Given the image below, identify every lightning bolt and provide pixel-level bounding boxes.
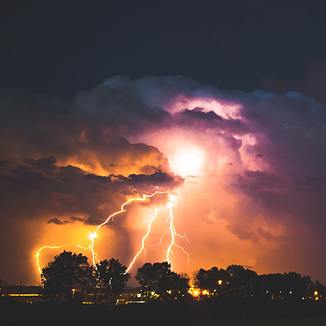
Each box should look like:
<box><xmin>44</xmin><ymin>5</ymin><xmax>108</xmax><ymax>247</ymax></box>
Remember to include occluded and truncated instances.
<box><xmin>126</xmin><ymin>207</ymin><xmax>160</xmax><ymax>273</ymax></box>
<box><xmin>165</xmin><ymin>194</ymin><xmax>190</xmax><ymax>266</ymax></box>
<box><xmin>35</xmin><ymin>243</ymin><xmax>95</xmax><ymax>275</ymax></box>
<box><xmin>35</xmin><ymin>245</ymin><xmax>69</xmax><ymax>275</ymax></box>
<box><xmin>127</xmin><ymin>193</ymin><xmax>190</xmax><ymax>272</ymax></box>
<box><xmin>88</xmin><ymin>190</ymin><xmax>168</xmax><ymax>267</ymax></box>
<box><xmin>34</xmin><ymin>190</ymin><xmax>191</xmax><ymax>277</ymax></box>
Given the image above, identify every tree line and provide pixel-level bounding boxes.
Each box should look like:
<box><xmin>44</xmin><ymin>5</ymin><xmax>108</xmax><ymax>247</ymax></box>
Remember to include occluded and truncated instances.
<box><xmin>39</xmin><ymin>251</ymin><xmax>325</xmax><ymax>303</ymax></box>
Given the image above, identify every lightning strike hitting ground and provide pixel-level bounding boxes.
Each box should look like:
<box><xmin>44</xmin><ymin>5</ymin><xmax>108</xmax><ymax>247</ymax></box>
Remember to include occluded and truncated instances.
<box><xmin>165</xmin><ymin>194</ymin><xmax>191</xmax><ymax>266</ymax></box>
<box><xmin>88</xmin><ymin>190</ymin><xmax>168</xmax><ymax>267</ymax></box>
<box><xmin>34</xmin><ymin>190</ymin><xmax>190</xmax><ymax>278</ymax></box>
<box><xmin>126</xmin><ymin>207</ymin><xmax>160</xmax><ymax>273</ymax></box>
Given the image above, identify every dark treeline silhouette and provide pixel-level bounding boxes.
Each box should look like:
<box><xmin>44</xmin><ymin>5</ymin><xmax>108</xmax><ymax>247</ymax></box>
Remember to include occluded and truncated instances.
<box><xmin>136</xmin><ymin>262</ymin><xmax>189</xmax><ymax>300</ymax></box>
<box><xmin>195</xmin><ymin>265</ymin><xmax>324</xmax><ymax>301</ymax></box>
<box><xmin>42</xmin><ymin>251</ymin><xmax>94</xmax><ymax>302</ymax></box>
<box><xmin>34</xmin><ymin>251</ymin><xmax>325</xmax><ymax>303</ymax></box>
<box><xmin>41</xmin><ymin>251</ymin><xmax>129</xmax><ymax>303</ymax></box>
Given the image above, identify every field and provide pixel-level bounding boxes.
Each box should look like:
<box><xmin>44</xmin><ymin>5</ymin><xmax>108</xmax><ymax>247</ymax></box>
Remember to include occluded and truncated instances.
<box><xmin>1</xmin><ymin>301</ymin><xmax>326</xmax><ymax>326</ymax></box>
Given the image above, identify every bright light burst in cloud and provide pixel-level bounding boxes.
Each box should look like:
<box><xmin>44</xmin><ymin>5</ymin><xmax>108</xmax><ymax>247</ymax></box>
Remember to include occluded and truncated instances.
<box><xmin>169</xmin><ymin>146</ymin><xmax>205</xmax><ymax>177</ymax></box>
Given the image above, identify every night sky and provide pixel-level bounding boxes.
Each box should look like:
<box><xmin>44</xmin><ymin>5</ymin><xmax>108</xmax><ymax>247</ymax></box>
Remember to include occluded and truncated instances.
<box><xmin>0</xmin><ymin>1</ymin><xmax>326</xmax><ymax>284</ymax></box>
<box><xmin>2</xmin><ymin>1</ymin><xmax>326</xmax><ymax>97</ymax></box>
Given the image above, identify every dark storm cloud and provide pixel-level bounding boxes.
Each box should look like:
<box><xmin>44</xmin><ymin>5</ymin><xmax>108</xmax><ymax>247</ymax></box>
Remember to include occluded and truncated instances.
<box><xmin>231</xmin><ymin>171</ymin><xmax>326</xmax><ymax>229</ymax></box>
<box><xmin>0</xmin><ymin>76</ymin><xmax>326</xmax><ymax>233</ymax></box>
<box><xmin>240</xmin><ymin>90</ymin><xmax>326</xmax><ymax>177</ymax></box>
<box><xmin>101</xmin><ymin>77</ymin><xmax>326</xmax><ymax>240</ymax></box>
<box><xmin>47</xmin><ymin>218</ymin><xmax>71</xmax><ymax>225</ymax></box>
<box><xmin>75</xmin><ymin>79</ymin><xmax>170</xmax><ymax>130</ymax></box>
<box><xmin>0</xmin><ymin>78</ymin><xmax>190</xmax><ymax>239</ymax></box>
<box><xmin>4</xmin><ymin>76</ymin><xmax>322</xmax><ymax>239</ymax></box>
<box><xmin>95</xmin><ymin>76</ymin><xmax>326</xmax><ymax>248</ymax></box>
<box><xmin>48</xmin><ymin>215</ymin><xmax>87</xmax><ymax>224</ymax></box>
<box><xmin>1</xmin><ymin>1</ymin><xmax>326</xmax><ymax>95</ymax></box>
<box><xmin>174</xmin><ymin>108</ymin><xmax>248</xmax><ymax>134</ymax></box>
<box><xmin>0</xmin><ymin>157</ymin><xmax>181</xmax><ymax>225</ymax></box>
<box><xmin>1</xmin><ymin>75</ymin><xmax>326</xmax><ymax>282</ymax></box>
<box><xmin>178</xmin><ymin>107</ymin><xmax>223</xmax><ymax>121</ymax></box>
<box><xmin>0</xmin><ymin>91</ymin><xmax>171</xmax><ymax>176</ymax></box>
<box><xmin>264</xmin><ymin>59</ymin><xmax>326</xmax><ymax>104</ymax></box>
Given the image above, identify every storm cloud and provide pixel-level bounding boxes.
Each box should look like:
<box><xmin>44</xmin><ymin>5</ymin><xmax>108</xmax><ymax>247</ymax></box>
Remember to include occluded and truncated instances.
<box><xmin>1</xmin><ymin>76</ymin><xmax>326</xmax><ymax>283</ymax></box>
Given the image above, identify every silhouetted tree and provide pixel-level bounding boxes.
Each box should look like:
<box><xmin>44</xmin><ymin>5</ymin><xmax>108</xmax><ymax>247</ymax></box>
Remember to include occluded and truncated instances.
<box><xmin>314</xmin><ymin>280</ymin><xmax>326</xmax><ymax>298</ymax></box>
<box><xmin>42</xmin><ymin>251</ymin><xmax>95</xmax><ymax>302</ymax></box>
<box><xmin>226</xmin><ymin>265</ymin><xmax>258</xmax><ymax>297</ymax></box>
<box><xmin>195</xmin><ymin>265</ymin><xmax>258</xmax><ymax>298</ymax></box>
<box><xmin>168</xmin><ymin>272</ymin><xmax>190</xmax><ymax>299</ymax></box>
<box><xmin>136</xmin><ymin>262</ymin><xmax>170</xmax><ymax>292</ymax></box>
<box><xmin>136</xmin><ymin>262</ymin><xmax>190</xmax><ymax>300</ymax></box>
<box><xmin>195</xmin><ymin>267</ymin><xmax>229</xmax><ymax>294</ymax></box>
<box><xmin>258</xmin><ymin>272</ymin><xmax>313</xmax><ymax>300</ymax></box>
<box><xmin>258</xmin><ymin>273</ymin><xmax>287</xmax><ymax>299</ymax></box>
<box><xmin>0</xmin><ymin>278</ymin><xmax>5</xmax><ymax>296</ymax></box>
<box><xmin>283</xmin><ymin>272</ymin><xmax>312</xmax><ymax>299</ymax></box>
<box><xmin>95</xmin><ymin>258</ymin><xmax>130</xmax><ymax>301</ymax></box>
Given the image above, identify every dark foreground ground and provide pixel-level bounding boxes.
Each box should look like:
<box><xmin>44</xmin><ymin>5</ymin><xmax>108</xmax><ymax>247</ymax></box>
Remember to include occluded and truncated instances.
<box><xmin>1</xmin><ymin>300</ymin><xmax>326</xmax><ymax>326</ymax></box>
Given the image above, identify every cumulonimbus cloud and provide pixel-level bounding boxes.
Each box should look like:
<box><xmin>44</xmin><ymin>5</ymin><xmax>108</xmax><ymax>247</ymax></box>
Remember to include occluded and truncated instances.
<box><xmin>0</xmin><ymin>76</ymin><xmax>325</xmax><ymax>283</ymax></box>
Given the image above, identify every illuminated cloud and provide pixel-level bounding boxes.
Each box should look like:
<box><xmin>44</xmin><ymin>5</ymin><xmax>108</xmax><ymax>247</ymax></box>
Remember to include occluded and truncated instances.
<box><xmin>0</xmin><ymin>76</ymin><xmax>325</xmax><ymax>283</ymax></box>
<box><xmin>0</xmin><ymin>157</ymin><xmax>180</xmax><ymax>224</ymax></box>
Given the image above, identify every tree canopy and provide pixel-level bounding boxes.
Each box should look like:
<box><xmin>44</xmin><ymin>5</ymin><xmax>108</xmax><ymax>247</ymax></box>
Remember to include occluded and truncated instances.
<box><xmin>42</xmin><ymin>251</ymin><xmax>94</xmax><ymax>302</ymax></box>
<box><xmin>194</xmin><ymin>265</ymin><xmax>322</xmax><ymax>300</ymax></box>
<box><xmin>39</xmin><ymin>251</ymin><xmax>325</xmax><ymax>304</ymax></box>
<box><xmin>95</xmin><ymin>258</ymin><xmax>130</xmax><ymax>294</ymax></box>
<box><xmin>136</xmin><ymin>262</ymin><xmax>189</xmax><ymax>300</ymax></box>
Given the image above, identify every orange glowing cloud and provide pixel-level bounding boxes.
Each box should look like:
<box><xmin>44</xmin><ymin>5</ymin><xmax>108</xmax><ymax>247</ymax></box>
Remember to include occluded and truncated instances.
<box><xmin>1</xmin><ymin>76</ymin><xmax>326</xmax><ymax>285</ymax></box>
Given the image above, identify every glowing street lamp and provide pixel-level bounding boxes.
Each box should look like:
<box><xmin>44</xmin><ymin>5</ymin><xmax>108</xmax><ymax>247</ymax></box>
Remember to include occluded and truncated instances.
<box><xmin>189</xmin><ymin>287</ymin><xmax>201</xmax><ymax>298</ymax></box>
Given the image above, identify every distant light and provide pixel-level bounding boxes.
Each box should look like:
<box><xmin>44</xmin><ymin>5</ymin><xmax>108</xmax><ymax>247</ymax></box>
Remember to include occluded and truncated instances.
<box><xmin>7</xmin><ymin>293</ymin><xmax>40</xmax><ymax>297</ymax></box>
<box><xmin>314</xmin><ymin>290</ymin><xmax>319</xmax><ymax>296</ymax></box>
<box><xmin>218</xmin><ymin>279</ymin><xmax>223</xmax><ymax>285</ymax></box>
<box><xmin>191</xmin><ymin>288</ymin><xmax>201</xmax><ymax>297</ymax></box>
<box><xmin>202</xmin><ymin>289</ymin><xmax>209</xmax><ymax>296</ymax></box>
